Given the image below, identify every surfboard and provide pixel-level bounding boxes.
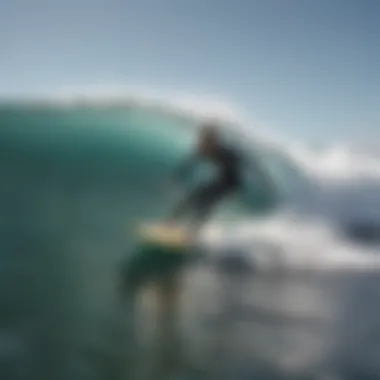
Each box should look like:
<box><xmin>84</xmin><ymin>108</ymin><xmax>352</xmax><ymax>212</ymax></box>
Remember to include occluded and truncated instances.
<box><xmin>137</xmin><ymin>223</ymin><xmax>193</xmax><ymax>249</ymax></box>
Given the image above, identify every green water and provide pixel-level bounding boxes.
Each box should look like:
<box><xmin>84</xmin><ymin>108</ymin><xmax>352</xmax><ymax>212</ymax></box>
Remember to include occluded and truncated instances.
<box><xmin>0</xmin><ymin>104</ymin><xmax>300</xmax><ymax>379</ymax></box>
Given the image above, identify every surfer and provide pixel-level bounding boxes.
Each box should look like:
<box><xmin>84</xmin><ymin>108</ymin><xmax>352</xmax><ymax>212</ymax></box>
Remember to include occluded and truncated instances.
<box><xmin>166</xmin><ymin>121</ymin><xmax>275</xmax><ymax>227</ymax></box>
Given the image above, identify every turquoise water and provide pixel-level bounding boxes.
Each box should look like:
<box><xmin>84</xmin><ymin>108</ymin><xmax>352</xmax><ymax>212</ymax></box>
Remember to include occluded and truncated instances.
<box><xmin>0</xmin><ymin>104</ymin><xmax>305</xmax><ymax>379</ymax></box>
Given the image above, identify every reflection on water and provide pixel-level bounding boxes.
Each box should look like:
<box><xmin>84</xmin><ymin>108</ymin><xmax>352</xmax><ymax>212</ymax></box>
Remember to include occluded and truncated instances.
<box><xmin>2</xmin><ymin>151</ymin><xmax>380</xmax><ymax>379</ymax></box>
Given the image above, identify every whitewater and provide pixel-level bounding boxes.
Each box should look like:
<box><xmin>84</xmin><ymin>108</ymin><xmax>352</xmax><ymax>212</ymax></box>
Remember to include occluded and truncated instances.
<box><xmin>1</xmin><ymin>87</ymin><xmax>380</xmax><ymax>380</ymax></box>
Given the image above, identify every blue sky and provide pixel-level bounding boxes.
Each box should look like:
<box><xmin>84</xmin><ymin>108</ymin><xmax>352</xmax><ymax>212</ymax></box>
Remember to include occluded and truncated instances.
<box><xmin>1</xmin><ymin>0</ymin><xmax>379</xmax><ymax>141</ymax></box>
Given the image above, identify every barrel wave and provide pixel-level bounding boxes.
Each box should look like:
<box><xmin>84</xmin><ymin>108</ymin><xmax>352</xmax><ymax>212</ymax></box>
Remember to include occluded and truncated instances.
<box><xmin>0</xmin><ymin>102</ymin><xmax>352</xmax><ymax>380</ymax></box>
<box><xmin>0</xmin><ymin>103</ymin><xmax>280</xmax><ymax>378</ymax></box>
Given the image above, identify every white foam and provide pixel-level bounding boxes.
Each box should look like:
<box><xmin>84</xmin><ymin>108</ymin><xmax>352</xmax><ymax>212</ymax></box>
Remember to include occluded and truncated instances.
<box><xmin>11</xmin><ymin>84</ymin><xmax>246</xmax><ymax>126</ymax></box>
<box><xmin>201</xmin><ymin>211</ymin><xmax>380</xmax><ymax>273</ymax></box>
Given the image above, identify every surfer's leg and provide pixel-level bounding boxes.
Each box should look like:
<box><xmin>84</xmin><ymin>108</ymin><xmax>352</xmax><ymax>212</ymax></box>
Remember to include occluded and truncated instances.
<box><xmin>167</xmin><ymin>182</ymin><xmax>213</xmax><ymax>222</ymax></box>
<box><xmin>168</xmin><ymin>179</ymin><xmax>235</xmax><ymax>226</ymax></box>
<box><xmin>167</xmin><ymin>194</ymin><xmax>194</xmax><ymax>222</ymax></box>
<box><xmin>190</xmin><ymin>180</ymin><xmax>234</xmax><ymax>226</ymax></box>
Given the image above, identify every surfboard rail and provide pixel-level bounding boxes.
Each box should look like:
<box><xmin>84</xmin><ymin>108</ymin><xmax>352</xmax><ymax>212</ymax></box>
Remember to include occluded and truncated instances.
<box><xmin>137</xmin><ymin>223</ymin><xmax>193</xmax><ymax>249</ymax></box>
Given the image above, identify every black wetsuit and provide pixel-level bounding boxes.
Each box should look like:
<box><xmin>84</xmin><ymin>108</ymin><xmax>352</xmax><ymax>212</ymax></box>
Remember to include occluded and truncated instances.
<box><xmin>171</xmin><ymin>144</ymin><xmax>243</xmax><ymax>222</ymax></box>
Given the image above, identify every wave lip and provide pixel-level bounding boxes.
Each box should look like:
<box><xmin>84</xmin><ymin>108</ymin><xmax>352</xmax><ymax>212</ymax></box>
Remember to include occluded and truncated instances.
<box><xmin>4</xmin><ymin>84</ymin><xmax>245</xmax><ymax>126</ymax></box>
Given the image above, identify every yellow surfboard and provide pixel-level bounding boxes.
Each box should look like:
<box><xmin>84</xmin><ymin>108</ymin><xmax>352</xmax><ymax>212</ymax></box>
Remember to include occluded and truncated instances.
<box><xmin>137</xmin><ymin>223</ymin><xmax>193</xmax><ymax>249</ymax></box>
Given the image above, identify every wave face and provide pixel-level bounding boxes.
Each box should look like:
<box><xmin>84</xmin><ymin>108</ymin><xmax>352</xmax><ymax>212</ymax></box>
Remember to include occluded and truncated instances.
<box><xmin>1</xmin><ymin>99</ymin><xmax>380</xmax><ymax>380</ymax></box>
<box><xmin>0</xmin><ymin>103</ymin><xmax>290</xmax><ymax>379</ymax></box>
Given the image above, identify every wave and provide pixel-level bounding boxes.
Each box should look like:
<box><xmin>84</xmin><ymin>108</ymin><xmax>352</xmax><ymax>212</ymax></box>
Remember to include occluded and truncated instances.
<box><xmin>2</xmin><ymin>86</ymin><xmax>380</xmax><ymax>379</ymax></box>
<box><xmin>4</xmin><ymin>85</ymin><xmax>380</xmax><ymax>227</ymax></box>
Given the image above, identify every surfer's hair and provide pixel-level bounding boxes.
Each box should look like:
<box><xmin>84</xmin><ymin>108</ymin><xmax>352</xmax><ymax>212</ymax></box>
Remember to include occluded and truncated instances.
<box><xmin>199</xmin><ymin>121</ymin><xmax>219</xmax><ymax>139</ymax></box>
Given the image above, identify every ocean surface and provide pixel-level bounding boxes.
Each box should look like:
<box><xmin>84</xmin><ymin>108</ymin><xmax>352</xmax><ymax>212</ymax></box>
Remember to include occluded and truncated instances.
<box><xmin>1</xmin><ymin>97</ymin><xmax>380</xmax><ymax>380</ymax></box>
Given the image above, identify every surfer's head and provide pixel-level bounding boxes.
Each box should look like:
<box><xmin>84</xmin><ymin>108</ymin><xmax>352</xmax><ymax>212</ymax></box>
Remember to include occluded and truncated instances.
<box><xmin>198</xmin><ymin>121</ymin><xmax>219</xmax><ymax>153</ymax></box>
